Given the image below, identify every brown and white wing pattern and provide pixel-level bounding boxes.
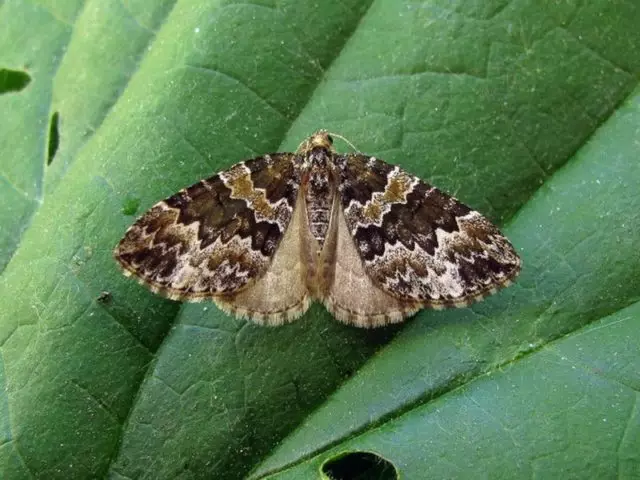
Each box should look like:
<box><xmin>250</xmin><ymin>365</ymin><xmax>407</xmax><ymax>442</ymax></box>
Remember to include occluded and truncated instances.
<box><xmin>115</xmin><ymin>131</ymin><xmax>522</xmax><ymax>327</ymax></box>
<box><xmin>322</xmin><ymin>194</ymin><xmax>421</xmax><ymax>328</ymax></box>
<box><xmin>333</xmin><ymin>154</ymin><xmax>521</xmax><ymax>309</ymax></box>
<box><xmin>213</xmin><ymin>187</ymin><xmax>311</xmax><ymax>325</ymax></box>
<box><xmin>115</xmin><ymin>153</ymin><xmax>310</xmax><ymax>322</ymax></box>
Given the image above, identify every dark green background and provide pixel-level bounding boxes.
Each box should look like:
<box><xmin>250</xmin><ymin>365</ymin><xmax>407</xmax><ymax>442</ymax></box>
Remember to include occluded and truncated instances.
<box><xmin>0</xmin><ymin>0</ymin><xmax>638</xmax><ymax>478</ymax></box>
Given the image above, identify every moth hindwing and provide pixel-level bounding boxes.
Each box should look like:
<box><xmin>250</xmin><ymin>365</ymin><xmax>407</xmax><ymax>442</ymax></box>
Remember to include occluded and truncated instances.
<box><xmin>115</xmin><ymin>130</ymin><xmax>521</xmax><ymax>327</ymax></box>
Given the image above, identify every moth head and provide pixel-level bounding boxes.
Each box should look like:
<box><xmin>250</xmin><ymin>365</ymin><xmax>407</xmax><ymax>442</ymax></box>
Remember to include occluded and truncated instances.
<box><xmin>296</xmin><ymin>130</ymin><xmax>335</xmax><ymax>154</ymax></box>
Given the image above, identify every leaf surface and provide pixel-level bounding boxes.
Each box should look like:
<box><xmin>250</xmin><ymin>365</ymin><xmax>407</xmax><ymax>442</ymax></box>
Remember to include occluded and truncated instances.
<box><xmin>0</xmin><ymin>1</ymin><xmax>639</xmax><ymax>479</ymax></box>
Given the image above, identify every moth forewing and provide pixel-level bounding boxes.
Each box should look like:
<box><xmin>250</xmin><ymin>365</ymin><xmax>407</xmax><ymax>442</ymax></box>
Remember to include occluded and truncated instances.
<box><xmin>114</xmin><ymin>154</ymin><xmax>301</xmax><ymax>302</ymax></box>
<box><xmin>333</xmin><ymin>153</ymin><xmax>521</xmax><ymax>310</ymax></box>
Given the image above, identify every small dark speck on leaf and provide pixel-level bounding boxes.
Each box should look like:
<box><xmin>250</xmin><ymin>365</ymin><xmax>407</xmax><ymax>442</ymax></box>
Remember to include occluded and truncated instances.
<box><xmin>122</xmin><ymin>197</ymin><xmax>141</xmax><ymax>216</ymax></box>
<box><xmin>97</xmin><ymin>291</ymin><xmax>112</xmax><ymax>304</ymax></box>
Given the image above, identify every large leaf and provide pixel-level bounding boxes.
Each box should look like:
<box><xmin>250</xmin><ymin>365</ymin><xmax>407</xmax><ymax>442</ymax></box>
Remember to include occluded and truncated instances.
<box><xmin>0</xmin><ymin>1</ymin><xmax>638</xmax><ymax>478</ymax></box>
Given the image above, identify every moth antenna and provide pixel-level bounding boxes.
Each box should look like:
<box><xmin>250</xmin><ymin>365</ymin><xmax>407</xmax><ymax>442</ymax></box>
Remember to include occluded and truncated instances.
<box><xmin>328</xmin><ymin>132</ymin><xmax>359</xmax><ymax>152</ymax></box>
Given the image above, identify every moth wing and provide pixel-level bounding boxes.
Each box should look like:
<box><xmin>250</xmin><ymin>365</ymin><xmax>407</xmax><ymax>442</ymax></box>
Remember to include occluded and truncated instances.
<box><xmin>322</xmin><ymin>194</ymin><xmax>420</xmax><ymax>328</ymax></box>
<box><xmin>334</xmin><ymin>154</ymin><xmax>521</xmax><ymax>308</ymax></box>
<box><xmin>214</xmin><ymin>191</ymin><xmax>311</xmax><ymax>325</ymax></box>
<box><xmin>115</xmin><ymin>153</ymin><xmax>305</xmax><ymax>311</ymax></box>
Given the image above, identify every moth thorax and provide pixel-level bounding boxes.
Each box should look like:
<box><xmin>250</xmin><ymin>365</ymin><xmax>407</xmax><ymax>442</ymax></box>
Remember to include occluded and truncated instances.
<box><xmin>304</xmin><ymin>149</ymin><xmax>334</xmax><ymax>248</ymax></box>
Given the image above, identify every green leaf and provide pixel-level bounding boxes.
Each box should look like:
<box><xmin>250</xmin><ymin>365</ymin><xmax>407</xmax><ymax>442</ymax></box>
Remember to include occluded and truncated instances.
<box><xmin>1</xmin><ymin>1</ymin><xmax>639</xmax><ymax>479</ymax></box>
<box><xmin>0</xmin><ymin>0</ymin><xmax>81</xmax><ymax>273</ymax></box>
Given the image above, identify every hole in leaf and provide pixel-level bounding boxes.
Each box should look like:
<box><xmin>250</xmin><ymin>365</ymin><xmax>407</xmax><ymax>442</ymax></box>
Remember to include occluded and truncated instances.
<box><xmin>0</xmin><ymin>68</ymin><xmax>31</xmax><ymax>94</ymax></box>
<box><xmin>322</xmin><ymin>451</ymin><xmax>398</xmax><ymax>480</ymax></box>
<box><xmin>121</xmin><ymin>197</ymin><xmax>141</xmax><ymax>216</ymax></box>
<box><xmin>47</xmin><ymin>112</ymin><xmax>60</xmax><ymax>165</ymax></box>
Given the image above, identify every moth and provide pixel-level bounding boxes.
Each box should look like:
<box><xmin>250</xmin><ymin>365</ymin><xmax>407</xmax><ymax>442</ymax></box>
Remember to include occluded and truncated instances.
<box><xmin>114</xmin><ymin>131</ymin><xmax>520</xmax><ymax>327</ymax></box>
